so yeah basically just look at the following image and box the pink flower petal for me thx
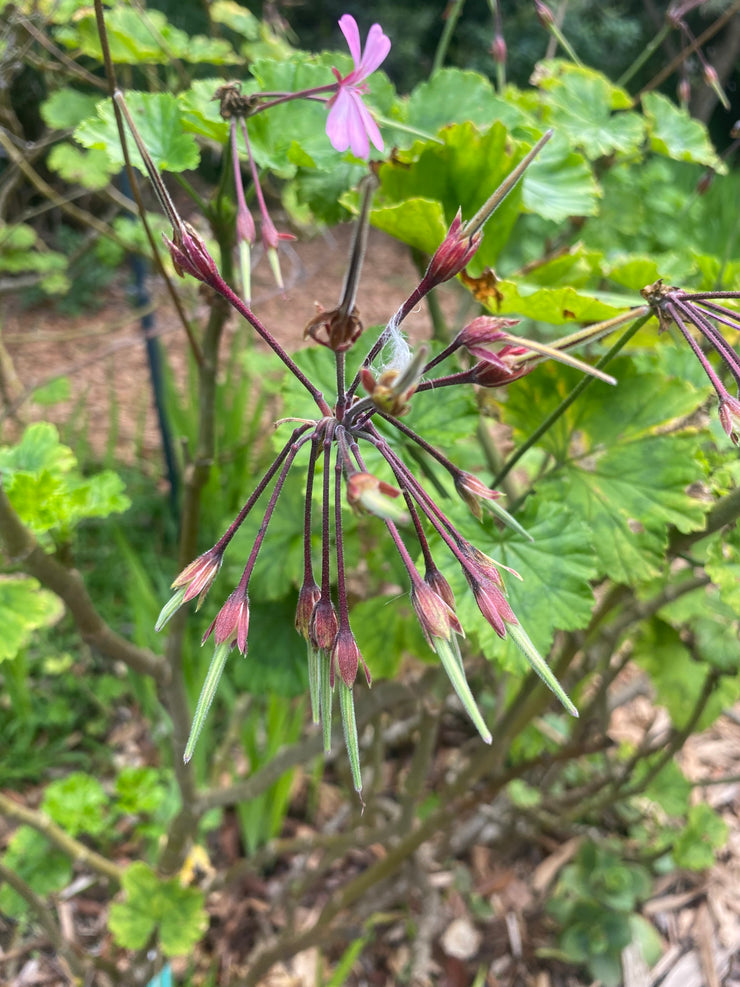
[338,14,362,68]
[358,24,391,77]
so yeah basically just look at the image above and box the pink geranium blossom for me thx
[326,14,390,159]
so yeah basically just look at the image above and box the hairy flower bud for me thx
[331,626,362,687]
[454,471,501,521]
[165,224,220,285]
[719,394,740,446]
[310,597,339,651]
[425,566,456,611]
[171,547,224,608]
[469,578,517,637]
[210,586,250,654]
[491,33,507,64]
[457,316,520,367]
[296,578,321,639]
[411,580,463,646]
[425,210,482,287]
[346,472,409,524]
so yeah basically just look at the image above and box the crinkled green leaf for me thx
[42,772,109,836]
[502,359,708,582]
[76,92,200,173]
[445,499,597,662]
[47,143,115,190]
[40,88,100,130]
[178,79,231,144]
[56,7,238,64]
[633,614,739,730]
[483,278,629,324]
[673,804,728,870]
[114,766,169,816]
[368,198,448,256]
[372,121,527,267]
[0,223,68,276]
[522,133,602,223]
[0,576,64,662]
[0,423,130,534]
[642,91,724,171]
[605,255,664,291]
[534,61,644,159]
[108,862,207,956]
[406,68,528,134]
[705,523,740,611]
[0,826,72,919]
[657,572,740,674]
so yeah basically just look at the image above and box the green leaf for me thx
[502,360,708,582]
[31,377,71,406]
[115,766,169,816]
[47,143,115,190]
[108,862,208,956]
[642,91,724,170]
[372,122,527,267]
[705,523,740,611]
[56,7,239,64]
[75,92,200,173]
[231,597,308,696]
[40,88,101,130]
[178,79,230,144]
[534,61,645,159]
[42,772,109,837]
[484,278,628,323]
[209,0,260,39]
[672,804,728,870]
[522,131,601,220]
[406,68,528,134]
[0,826,72,919]
[0,576,64,662]
[446,499,597,662]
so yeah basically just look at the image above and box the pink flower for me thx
[326,14,390,159]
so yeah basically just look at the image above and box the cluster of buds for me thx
[641,280,740,444]
[148,125,598,794]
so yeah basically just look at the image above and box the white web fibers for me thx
[378,311,412,376]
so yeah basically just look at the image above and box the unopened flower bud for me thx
[469,578,517,637]
[457,316,520,367]
[411,580,463,646]
[491,33,507,64]
[331,627,361,688]
[425,210,482,287]
[310,596,339,651]
[534,0,554,27]
[677,76,691,107]
[171,547,224,608]
[203,586,250,654]
[347,472,410,524]
[425,566,456,611]
[719,394,740,445]
[165,223,220,285]
[296,579,321,639]
[454,471,501,521]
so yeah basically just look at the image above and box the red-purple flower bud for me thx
[677,77,691,107]
[491,33,507,65]
[469,578,516,638]
[172,546,224,608]
[211,586,250,654]
[534,0,554,27]
[411,580,462,646]
[165,223,220,285]
[719,394,740,446]
[425,209,482,287]
[295,579,321,639]
[457,316,520,367]
[454,471,502,521]
[310,596,339,651]
[425,566,456,611]
[331,626,361,688]
[470,345,532,388]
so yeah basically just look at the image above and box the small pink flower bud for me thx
[425,566,456,611]
[454,471,501,521]
[411,580,462,646]
[677,77,691,107]
[457,316,520,366]
[703,64,719,88]
[491,33,507,64]
[469,578,517,638]
[296,579,321,639]
[470,345,532,387]
[310,597,339,651]
[346,472,409,523]
[534,0,554,27]
[425,210,482,287]
[719,394,740,445]
[172,547,223,608]
[331,627,362,688]
[210,586,250,654]
[165,223,220,285]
